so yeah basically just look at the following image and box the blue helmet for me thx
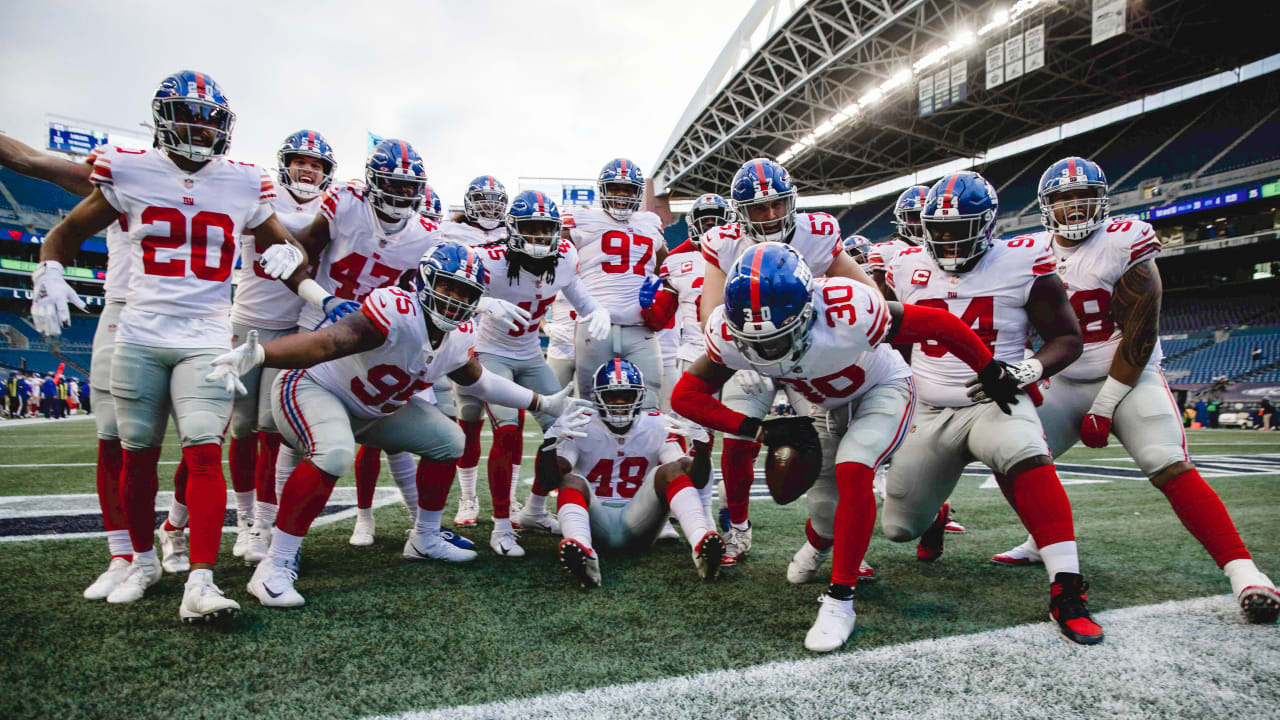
[1038,156,1109,241]
[277,129,335,200]
[597,158,644,222]
[151,70,235,162]
[415,241,487,331]
[731,158,797,243]
[893,185,930,243]
[843,234,872,263]
[687,193,735,240]
[464,175,508,230]
[921,172,999,273]
[366,139,427,220]
[592,358,646,429]
[506,190,562,259]
[420,183,443,222]
[723,242,815,374]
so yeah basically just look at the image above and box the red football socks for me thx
[721,437,760,526]
[354,445,381,510]
[96,439,127,532]
[806,518,833,551]
[121,446,162,554]
[1005,465,1076,547]
[457,418,483,471]
[183,443,227,565]
[254,431,283,504]
[1160,468,1250,568]
[415,458,456,512]
[275,461,339,538]
[227,435,256,494]
[488,425,521,519]
[831,463,876,587]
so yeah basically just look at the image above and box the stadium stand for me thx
[1163,332,1280,384]
[1161,294,1280,334]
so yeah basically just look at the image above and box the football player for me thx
[421,183,444,223]
[30,70,315,621]
[671,242,1015,651]
[866,185,928,297]
[228,129,335,561]
[882,170,1103,646]
[842,234,872,267]
[551,359,724,588]
[207,242,585,607]
[544,295,578,388]
[563,158,660,407]
[697,158,875,567]
[0,133,190,596]
[990,157,1278,622]
[455,191,610,556]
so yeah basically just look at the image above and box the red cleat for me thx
[1049,572,1105,645]
[857,559,876,583]
[916,502,948,563]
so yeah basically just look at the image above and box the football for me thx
[764,443,820,505]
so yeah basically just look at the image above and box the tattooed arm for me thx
[261,310,386,368]
[1106,259,1162,385]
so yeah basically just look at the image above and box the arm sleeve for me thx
[466,366,537,411]
[640,288,678,331]
[560,276,599,316]
[892,303,994,371]
[670,372,748,435]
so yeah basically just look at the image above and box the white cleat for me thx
[106,557,162,604]
[693,532,725,582]
[1227,565,1280,624]
[84,557,132,600]
[721,523,753,566]
[657,521,680,542]
[787,542,831,584]
[403,530,477,562]
[558,538,601,588]
[513,506,561,535]
[247,559,305,608]
[349,513,375,547]
[454,495,480,527]
[232,518,251,558]
[243,523,270,566]
[180,574,241,622]
[504,499,525,528]
[805,595,857,652]
[157,526,190,574]
[490,528,526,558]
[991,538,1042,567]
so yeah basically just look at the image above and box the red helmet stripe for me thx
[942,173,960,209]
[613,357,623,383]
[193,72,206,99]
[619,160,628,178]
[916,186,927,203]
[1067,157,1077,178]
[306,131,315,150]
[749,247,765,316]
[754,160,768,194]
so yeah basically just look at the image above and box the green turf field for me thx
[1,418,1277,719]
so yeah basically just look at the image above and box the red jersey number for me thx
[585,457,649,499]
[329,252,400,301]
[509,296,556,337]
[822,284,857,327]
[1069,288,1114,343]
[776,363,866,404]
[138,207,236,281]
[350,363,429,414]
[600,230,655,275]
[915,297,996,357]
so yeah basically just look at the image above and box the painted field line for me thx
[0,416,95,428]
[366,594,1280,720]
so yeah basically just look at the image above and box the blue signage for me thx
[48,123,108,156]
[1139,184,1264,222]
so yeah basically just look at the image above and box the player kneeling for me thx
[549,359,724,588]
[671,243,1029,652]
[207,241,584,607]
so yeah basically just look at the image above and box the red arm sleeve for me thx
[891,303,994,372]
[670,372,749,435]
[640,289,678,332]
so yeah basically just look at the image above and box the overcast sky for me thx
[0,0,751,206]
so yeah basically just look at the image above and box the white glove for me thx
[30,260,87,337]
[550,404,593,439]
[536,384,592,418]
[258,243,304,279]
[665,416,711,445]
[736,368,773,397]
[477,296,532,334]
[580,307,611,341]
[205,330,265,396]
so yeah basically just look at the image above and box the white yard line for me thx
[364,594,1280,720]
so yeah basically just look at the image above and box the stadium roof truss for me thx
[653,0,1280,199]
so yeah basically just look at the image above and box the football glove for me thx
[580,307,612,341]
[322,296,361,324]
[638,276,662,309]
[1079,377,1132,448]
[754,415,819,454]
[536,384,591,418]
[206,330,265,396]
[549,404,593,439]
[665,416,711,445]
[477,296,532,334]
[30,260,87,337]
[964,359,1042,415]
[736,368,773,397]
[258,243,305,279]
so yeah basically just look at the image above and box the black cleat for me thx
[1049,572,1104,645]
[558,538,601,588]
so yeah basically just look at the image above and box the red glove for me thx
[1022,381,1044,407]
[1080,413,1112,448]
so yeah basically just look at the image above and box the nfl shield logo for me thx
[183,178,194,189]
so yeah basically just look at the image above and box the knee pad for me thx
[432,422,466,462]
[179,409,227,448]
[228,398,257,440]
[314,442,356,478]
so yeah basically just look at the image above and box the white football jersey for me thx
[550,409,685,503]
[1032,219,1164,381]
[89,146,274,349]
[659,239,707,363]
[440,219,505,247]
[701,212,843,277]
[297,182,440,330]
[231,185,321,330]
[472,239,595,360]
[86,147,132,304]
[544,295,578,348]
[866,239,913,275]
[704,277,911,409]
[307,287,475,419]
[658,323,681,366]
[887,238,1057,407]
[565,206,664,326]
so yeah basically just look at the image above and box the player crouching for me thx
[207,241,584,607]
[548,359,724,588]
[671,242,1051,652]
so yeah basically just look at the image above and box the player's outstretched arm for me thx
[1025,273,1084,378]
[249,213,313,289]
[38,189,118,265]
[884,301,993,371]
[262,310,385,369]
[0,135,94,196]
[449,359,588,416]
[825,250,876,289]
[669,355,758,438]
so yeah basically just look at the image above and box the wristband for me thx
[1086,376,1133,420]
[297,278,330,308]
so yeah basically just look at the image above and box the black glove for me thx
[965,360,1024,415]
[758,415,819,453]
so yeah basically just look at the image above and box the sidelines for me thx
[365,595,1280,720]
